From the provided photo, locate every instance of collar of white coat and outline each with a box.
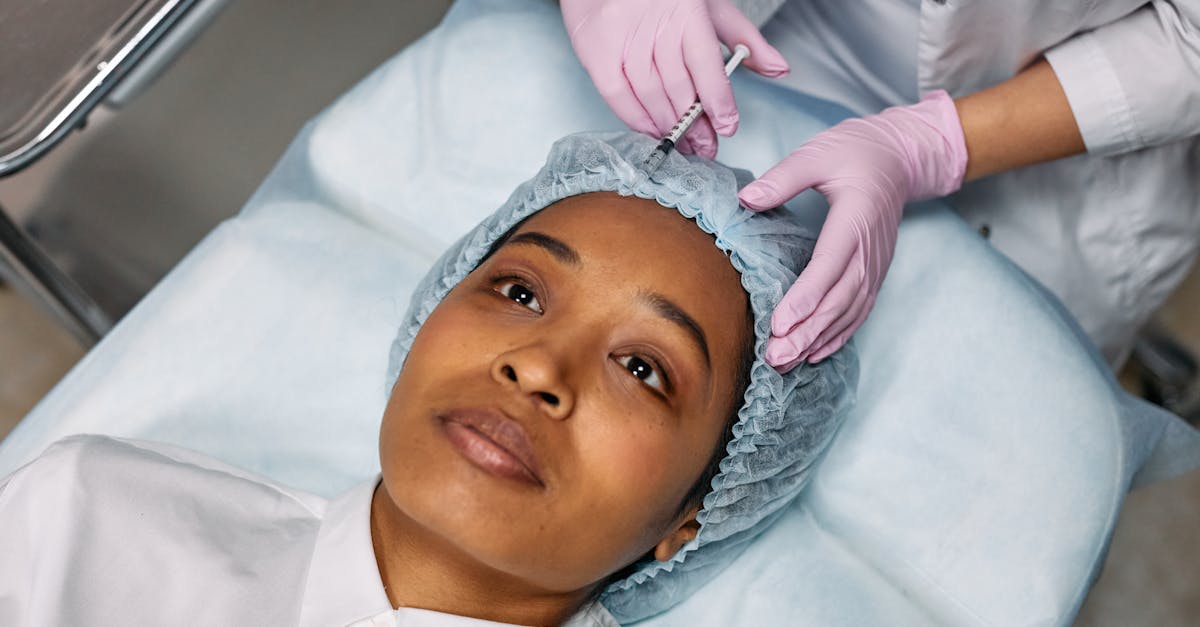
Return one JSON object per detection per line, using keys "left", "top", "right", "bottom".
{"left": 297, "top": 476, "right": 618, "bottom": 627}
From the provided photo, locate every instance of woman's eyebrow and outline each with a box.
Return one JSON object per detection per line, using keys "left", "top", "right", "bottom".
{"left": 641, "top": 293, "right": 711, "bottom": 369}
{"left": 504, "top": 231, "right": 711, "bottom": 369}
{"left": 506, "top": 231, "right": 581, "bottom": 266}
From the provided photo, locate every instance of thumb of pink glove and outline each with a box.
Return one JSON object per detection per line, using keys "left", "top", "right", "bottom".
{"left": 737, "top": 90, "right": 968, "bottom": 371}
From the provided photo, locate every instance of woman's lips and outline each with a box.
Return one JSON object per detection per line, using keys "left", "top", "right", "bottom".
{"left": 439, "top": 408, "right": 545, "bottom": 487}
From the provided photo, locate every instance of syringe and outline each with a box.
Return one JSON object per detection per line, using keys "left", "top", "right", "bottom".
{"left": 641, "top": 44, "right": 751, "bottom": 174}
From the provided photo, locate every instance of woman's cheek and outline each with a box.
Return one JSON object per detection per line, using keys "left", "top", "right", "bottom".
{"left": 417, "top": 300, "right": 497, "bottom": 359}
{"left": 588, "top": 417, "right": 682, "bottom": 503}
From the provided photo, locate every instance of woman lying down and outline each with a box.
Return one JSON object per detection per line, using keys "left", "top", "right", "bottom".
{"left": 0, "top": 133, "right": 856, "bottom": 626}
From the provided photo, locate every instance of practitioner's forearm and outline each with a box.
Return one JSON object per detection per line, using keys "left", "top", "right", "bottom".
{"left": 954, "top": 58, "right": 1086, "bottom": 181}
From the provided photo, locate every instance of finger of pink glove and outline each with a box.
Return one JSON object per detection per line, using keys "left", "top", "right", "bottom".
{"left": 803, "top": 286, "right": 870, "bottom": 362}
{"left": 736, "top": 149, "right": 825, "bottom": 211}
{"left": 767, "top": 314, "right": 851, "bottom": 372}
{"left": 807, "top": 294, "right": 874, "bottom": 363}
{"left": 764, "top": 338, "right": 808, "bottom": 373}
{"left": 673, "top": 134, "right": 696, "bottom": 155}
{"left": 708, "top": 0, "right": 790, "bottom": 77}
{"left": 681, "top": 22, "right": 738, "bottom": 136}
{"left": 594, "top": 63, "right": 660, "bottom": 137}
{"left": 764, "top": 332, "right": 813, "bottom": 371}
{"left": 680, "top": 116, "right": 716, "bottom": 158}
{"left": 768, "top": 234, "right": 857, "bottom": 337}
{"left": 655, "top": 40, "right": 718, "bottom": 158}
{"left": 765, "top": 262, "right": 863, "bottom": 367}
{"left": 626, "top": 28, "right": 684, "bottom": 140}
{"left": 806, "top": 336, "right": 845, "bottom": 364}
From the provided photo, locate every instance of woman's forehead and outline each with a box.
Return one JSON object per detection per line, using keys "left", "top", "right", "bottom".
{"left": 520, "top": 193, "right": 723, "bottom": 261}
{"left": 501, "top": 192, "right": 751, "bottom": 358}
{"left": 514, "top": 194, "right": 741, "bottom": 291}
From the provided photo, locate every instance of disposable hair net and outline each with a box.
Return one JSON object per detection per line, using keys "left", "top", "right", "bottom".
{"left": 385, "top": 132, "right": 858, "bottom": 623}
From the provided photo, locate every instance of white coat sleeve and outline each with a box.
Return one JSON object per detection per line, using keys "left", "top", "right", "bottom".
{"left": 1043, "top": 1, "right": 1200, "bottom": 155}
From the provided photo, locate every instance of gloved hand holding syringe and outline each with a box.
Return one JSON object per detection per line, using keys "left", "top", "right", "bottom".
{"left": 642, "top": 44, "right": 750, "bottom": 174}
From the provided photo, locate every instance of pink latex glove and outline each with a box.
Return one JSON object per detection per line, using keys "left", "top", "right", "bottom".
{"left": 737, "top": 90, "right": 969, "bottom": 371}
{"left": 561, "top": 0, "right": 789, "bottom": 159}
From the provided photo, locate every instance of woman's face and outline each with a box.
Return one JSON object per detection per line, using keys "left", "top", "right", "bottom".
{"left": 378, "top": 192, "right": 751, "bottom": 594}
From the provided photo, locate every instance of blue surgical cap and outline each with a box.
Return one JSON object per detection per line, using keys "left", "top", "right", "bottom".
{"left": 386, "top": 131, "right": 858, "bottom": 623}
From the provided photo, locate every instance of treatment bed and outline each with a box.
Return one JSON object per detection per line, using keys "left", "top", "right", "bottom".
{"left": 3, "top": 1, "right": 1197, "bottom": 624}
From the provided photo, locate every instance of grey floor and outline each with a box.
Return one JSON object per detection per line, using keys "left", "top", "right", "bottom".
{"left": 0, "top": 1, "right": 1197, "bottom": 624}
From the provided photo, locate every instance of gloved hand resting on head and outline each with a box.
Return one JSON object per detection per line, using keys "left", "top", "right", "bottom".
{"left": 561, "top": 0, "right": 789, "bottom": 159}
{"left": 738, "top": 90, "right": 968, "bottom": 371}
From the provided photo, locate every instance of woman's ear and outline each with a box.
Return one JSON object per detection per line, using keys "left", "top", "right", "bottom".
{"left": 653, "top": 506, "right": 701, "bottom": 562}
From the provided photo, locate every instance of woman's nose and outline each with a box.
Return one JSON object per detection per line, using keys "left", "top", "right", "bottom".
{"left": 490, "top": 346, "right": 575, "bottom": 420}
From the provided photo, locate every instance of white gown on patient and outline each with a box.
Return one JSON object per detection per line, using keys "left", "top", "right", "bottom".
{"left": 0, "top": 436, "right": 616, "bottom": 627}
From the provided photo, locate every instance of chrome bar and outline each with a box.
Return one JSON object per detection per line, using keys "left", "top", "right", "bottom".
{"left": 0, "top": 204, "right": 112, "bottom": 346}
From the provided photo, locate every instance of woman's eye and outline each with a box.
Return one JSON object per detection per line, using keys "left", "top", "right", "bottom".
{"left": 617, "top": 355, "right": 665, "bottom": 392}
{"left": 497, "top": 281, "right": 542, "bottom": 313}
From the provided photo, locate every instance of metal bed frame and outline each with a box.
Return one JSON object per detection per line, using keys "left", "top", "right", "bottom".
{"left": 0, "top": 0, "right": 226, "bottom": 345}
